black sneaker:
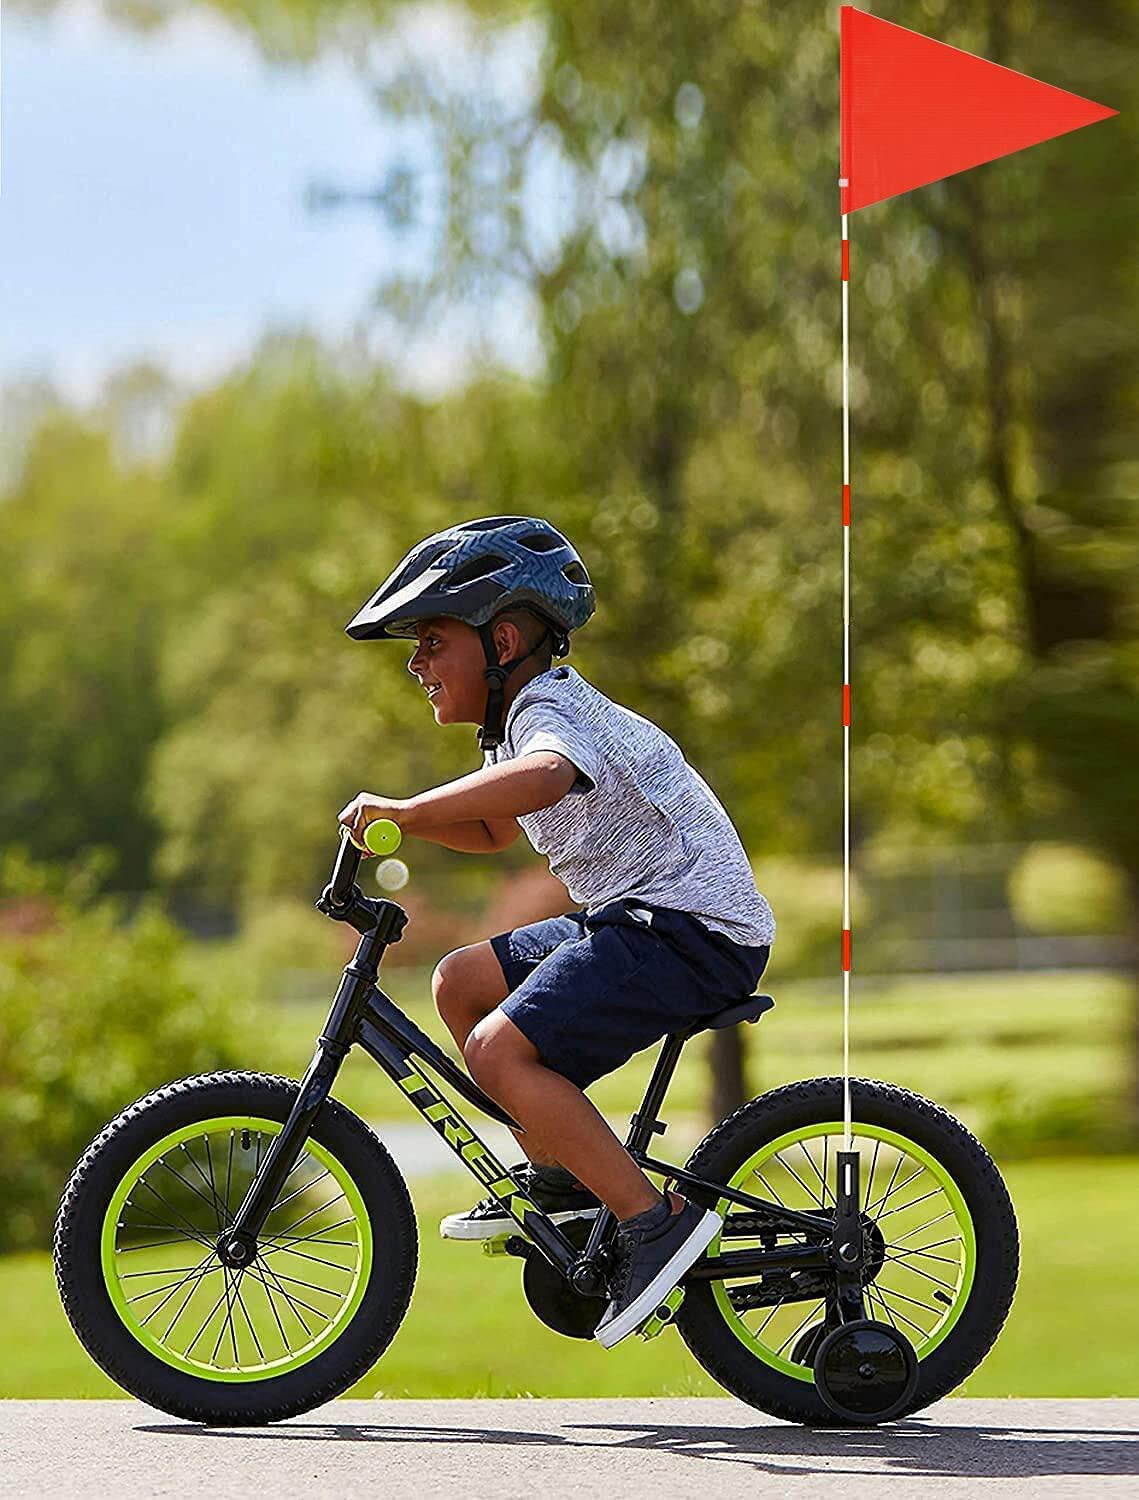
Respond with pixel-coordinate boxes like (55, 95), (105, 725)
(594, 1192), (722, 1348)
(439, 1163), (602, 1241)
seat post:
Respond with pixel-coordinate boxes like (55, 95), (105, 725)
(624, 1032), (687, 1154)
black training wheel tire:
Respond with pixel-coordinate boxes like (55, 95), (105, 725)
(674, 1077), (1018, 1426)
(54, 1072), (418, 1424)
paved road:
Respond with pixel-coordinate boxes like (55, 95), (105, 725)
(3, 1399), (1136, 1498)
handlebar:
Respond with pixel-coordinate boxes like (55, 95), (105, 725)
(330, 827), (363, 907)
(327, 817), (405, 909)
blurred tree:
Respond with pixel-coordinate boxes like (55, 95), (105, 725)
(4, 0), (1134, 1122)
(0, 412), (169, 889)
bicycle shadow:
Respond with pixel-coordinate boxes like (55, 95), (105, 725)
(137, 1414), (1139, 1480)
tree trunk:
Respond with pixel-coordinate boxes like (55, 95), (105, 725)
(709, 1026), (748, 1124)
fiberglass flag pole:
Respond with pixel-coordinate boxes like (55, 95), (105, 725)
(837, 5), (1116, 1151)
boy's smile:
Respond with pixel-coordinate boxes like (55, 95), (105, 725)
(407, 617), (496, 726)
(407, 612), (553, 727)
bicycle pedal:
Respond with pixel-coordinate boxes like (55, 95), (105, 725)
(482, 1234), (528, 1258)
(638, 1284), (685, 1340)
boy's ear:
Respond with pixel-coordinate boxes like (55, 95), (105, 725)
(492, 619), (519, 665)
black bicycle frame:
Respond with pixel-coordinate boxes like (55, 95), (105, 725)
(225, 841), (843, 1301)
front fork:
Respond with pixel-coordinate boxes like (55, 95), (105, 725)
(218, 919), (392, 1267)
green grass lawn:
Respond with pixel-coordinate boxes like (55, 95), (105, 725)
(5, 1155), (1136, 1400)
(247, 968), (1129, 1150)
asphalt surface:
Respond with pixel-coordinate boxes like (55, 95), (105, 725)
(3, 1399), (1136, 1498)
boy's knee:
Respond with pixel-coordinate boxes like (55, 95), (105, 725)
(432, 943), (507, 1030)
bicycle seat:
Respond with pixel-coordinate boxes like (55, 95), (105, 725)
(673, 993), (775, 1040)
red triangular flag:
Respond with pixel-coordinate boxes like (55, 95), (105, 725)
(841, 6), (1117, 214)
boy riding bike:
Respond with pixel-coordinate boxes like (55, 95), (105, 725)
(338, 516), (775, 1348)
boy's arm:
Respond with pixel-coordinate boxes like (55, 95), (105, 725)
(402, 754), (577, 837)
(411, 818), (518, 853)
(340, 754), (572, 853)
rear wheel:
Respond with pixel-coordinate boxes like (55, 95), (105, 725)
(55, 1072), (417, 1423)
(675, 1077), (1018, 1425)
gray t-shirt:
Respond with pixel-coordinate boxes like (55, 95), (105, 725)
(484, 665), (775, 948)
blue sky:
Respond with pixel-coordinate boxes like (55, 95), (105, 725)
(0, 0), (544, 406)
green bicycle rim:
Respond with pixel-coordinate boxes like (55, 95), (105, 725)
(100, 1117), (374, 1383)
(708, 1122), (977, 1384)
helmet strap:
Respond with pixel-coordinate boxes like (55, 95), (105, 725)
(476, 620), (556, 752)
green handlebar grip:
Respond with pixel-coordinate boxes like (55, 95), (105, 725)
(363, 818), (402, 856)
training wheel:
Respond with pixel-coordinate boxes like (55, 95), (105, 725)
(812, 1319), (918, 1424)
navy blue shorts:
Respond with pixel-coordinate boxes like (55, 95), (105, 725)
(489, 898), (770, 1090)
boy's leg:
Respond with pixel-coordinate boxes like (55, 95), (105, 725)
(463, 1010), (665, 1221)
(432, 942), (565, 1172)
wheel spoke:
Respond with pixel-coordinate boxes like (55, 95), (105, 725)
(121, 1266), (206, 1279)
(265, 1168), (333, 1219)
(255, 1267), (343, 1305)
(132, 1177), (214, 1247)
(273, 1193), (348, 1239)
(184, 1286), (231, 1358)
(243, 1261), (312, 1337)
(246, 1260), (316, 1336)
(882, 1256), (957, 1291)
(136, 1251), (218, 1327)
(178, 1142), (225, 1229)
(772, 1151), (826, 1209)
(203, 1135), (224, 1231)
(118, 1236), (192, 1253)
(224, 1129), (235, 1219)
(891, 1211), (956, 1245)
(156, 1155), (226, 1223)
(259, 1244), (355, 1274)
(160, 1272), (206, 1344)
(873, 1280), (941, 1316)
(210, 1270), (240, 1366)
(872, 1288), (930, 1338)
(877, 1187), (943, 1222)
(862, 1137), (882, 1213)
(254, 1261), (294, 1354)
(870, 1153), (904, 1223)
(799, 1141), (833, 1206)
(127, 1267), (212, 1303)
(887, 1235), (962, 1262)
(866, 1164), (924, 1217)
(866, 1283), (899, 1331)
(231, 1273), (266, 1364)
(774, 1300), (824, 1358)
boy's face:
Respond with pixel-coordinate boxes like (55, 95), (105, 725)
(406, 617), (492, 726)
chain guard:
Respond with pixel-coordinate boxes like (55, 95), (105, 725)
(521, 1219), (607, 1340)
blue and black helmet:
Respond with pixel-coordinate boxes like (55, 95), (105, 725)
(345, 516), (595, 749)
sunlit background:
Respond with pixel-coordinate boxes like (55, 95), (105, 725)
(1, 0), (1136, 1399)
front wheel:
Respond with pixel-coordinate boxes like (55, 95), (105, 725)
(675, 1077), (1018, 1425)
(54, 1071), (417, 1424)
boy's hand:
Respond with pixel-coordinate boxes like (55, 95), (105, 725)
(337, 793), (408, 854)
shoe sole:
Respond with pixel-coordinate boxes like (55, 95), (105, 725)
(440, 1206), (601, 1241)
(594, 1207), (722, 1349)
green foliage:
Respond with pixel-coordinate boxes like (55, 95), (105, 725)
(0, 852), (250, 1251)
(1009, 843), (1129, 937)
(982, 1085), (1132, 1160)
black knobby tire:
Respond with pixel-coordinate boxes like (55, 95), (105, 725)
(54, 1072), (417, 1424)
(675, 1077), (1018, 1425)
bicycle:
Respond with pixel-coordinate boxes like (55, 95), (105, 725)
(55, 823), (1018, 1426)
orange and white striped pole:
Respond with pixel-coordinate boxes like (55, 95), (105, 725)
(840, 175), (853, 1150)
